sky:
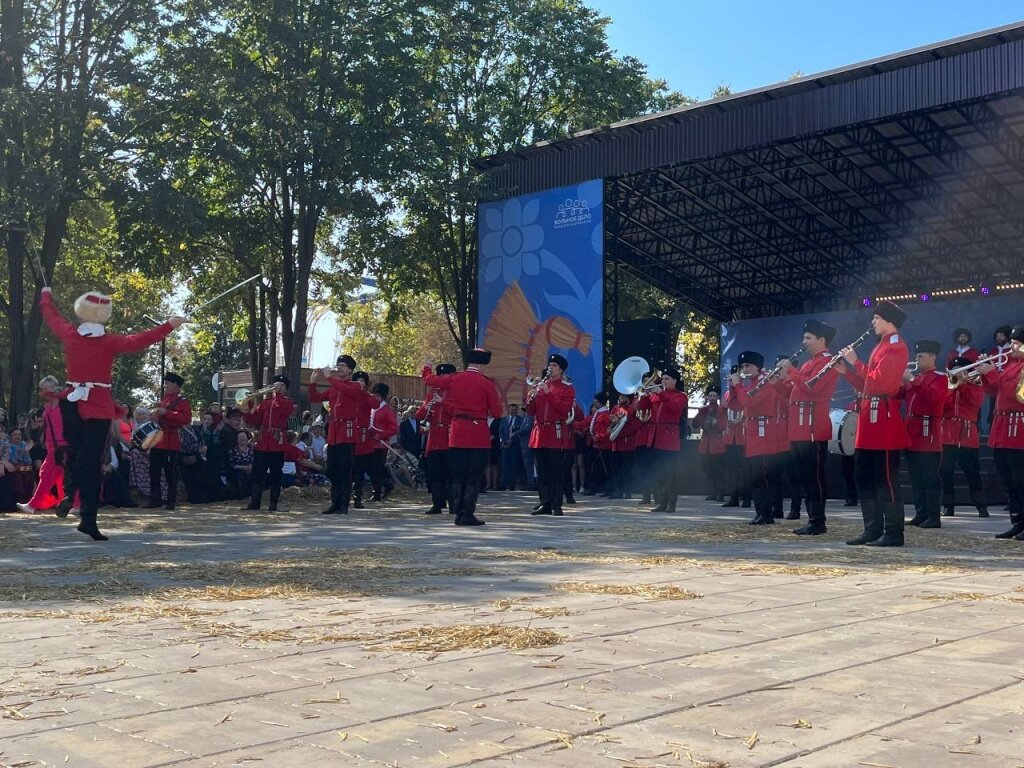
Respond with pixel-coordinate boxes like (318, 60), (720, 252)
(586, 1), (1023, 101)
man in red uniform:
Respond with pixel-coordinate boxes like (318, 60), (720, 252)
(978, 326), (1024, 540)
(729, 352), (785, 524)
(525, 354), (576, 516)
(839, 301), (911, 546)
(351, 371), (376, 509)
(148, 372), (193, 511)
(367, 383), (399, 502)
(643, 367), (688, 514)
(940, 357), (988, 518)
(945, 328), (980, 369)
(777, 320), (839, 535)
(609, 392), (639, 499)
(692, 384), (725, 502)
(415, 363), (456, 514)
(721, 366), (750, 508)
(309, 354), (373, 515)
(900, 340), (949, 528)
(40, 287), (185, 540)
(584, 392), (613, 497)
(423, 349), (502, 526)
(242, 374), (294, 512)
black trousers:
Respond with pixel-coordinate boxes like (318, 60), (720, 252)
(534, 447), (564, 511)
(993, 447), (1024, 524)
(855, 448), (902, 537)
(252, 449), (284, 493)
(699, 451), (722, 498)
(149, 448), (179, 507)
(793, 440), (829, 523)
(723, 444), (749, 501)
(613, 450), (635, 497)
(369, 450), (387, 499)
(447, 447), (489, 520)
(562, 448), (575, 500)
(939, 445), (983, 503)
(841, 455), (857, 502)
(633, 446), (652, 498)
(779, 449), (803, 513)
(425, 450), (449, 510)
(651, 448), (680, 507)
(906, 450), (941, 517)
(588, 448), (611, 493)
(326, 443), (355, 509)
(73, 418), (111, 525)
(746, 452), (782, 517)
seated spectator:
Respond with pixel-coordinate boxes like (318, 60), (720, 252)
(309, 423), (326, 462)
(298, 428), (315, 460)
(0, 426), (16, 511)
(283, 431), (325, 487)
(7, 427), (36, 503)
(218, 407), (244, 453)
(196, 412), (227, 501)
(101, 423), (136, 508)
(208, 402), (223, 428)
(228, 430), (254, 499)
(25, 408), (46, 471)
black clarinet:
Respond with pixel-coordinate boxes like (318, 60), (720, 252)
(806, 328), (873, 388)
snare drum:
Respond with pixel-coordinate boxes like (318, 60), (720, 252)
(132, 422), (164, 451)
(828, 409), (857, 456)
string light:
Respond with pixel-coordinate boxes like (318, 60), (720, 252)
(997, 282), (1024, 290)
(871, 283), (1021, 303)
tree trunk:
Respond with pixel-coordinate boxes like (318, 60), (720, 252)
(5, 225), (26, 417)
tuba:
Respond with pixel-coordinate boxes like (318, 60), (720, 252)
(613, 357), (656, 422)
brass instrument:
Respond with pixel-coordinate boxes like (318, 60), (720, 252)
(749, 347), (802, 396)
(945, 351), (1008, 389)
(524, 370), (549, 405)
(1016, 368), (1024, 405)
(234, 383), (278, 407)
(906, 362), (919, 373)
(807, 327), (873, 387)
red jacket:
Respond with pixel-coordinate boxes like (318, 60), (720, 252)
(355, 394), (375, 457)
(422, 366), (501, 449)
(41, 291), (174, 420)
(526, 378), (575, 450)
(588, 407), (613, 451)
(785, 350), (839, 442)
(309, 377), (375, 445)
(610, 404), (638, 453)
(693, 403), (725, 455)
(941, 381), (984, 449)
(415, 396), (453, 454)
(244, 393), (294, 452)
(899, 370), (947, 452)
(155, 392), (192, 451)
(844, 333), (911, 451)
(369, 402), (399, 452)
(721, 389), (745, 447)
(982, 359), (1024, 450)
(729, 377), (784, 458)
(945, 347), (980, 369)
(643, 388), (688, 451)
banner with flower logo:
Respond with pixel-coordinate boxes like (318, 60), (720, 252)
(478, 179), (603, 409)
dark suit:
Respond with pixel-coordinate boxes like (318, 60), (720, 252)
(500, 414), (526, 489)
(399, 418), (423, 458)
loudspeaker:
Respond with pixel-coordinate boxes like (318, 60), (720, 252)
(613, 319), (671, 371)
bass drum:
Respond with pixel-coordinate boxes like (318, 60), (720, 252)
(132, 421), (163, 451)
(828, 409), (857, 456)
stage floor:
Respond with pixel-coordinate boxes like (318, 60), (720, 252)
(2, 491), (1022, 768)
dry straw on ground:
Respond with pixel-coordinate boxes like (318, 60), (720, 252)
(556, 581), (702, 601)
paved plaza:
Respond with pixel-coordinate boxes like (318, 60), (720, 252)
(1, 490), (1022, 767)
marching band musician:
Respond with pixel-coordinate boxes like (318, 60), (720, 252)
(609, 392), (639, 499)
(985, 325), (1013, 428)
(900, 340), (947, 529)
(525, 354), (575, 517)
(729, 352), (784, 524)
(367, 383), (399, 502)
(309, 354), (374, 515)
(839, 301), (910, 547)
(351, 371), (375, 509)
(772, 353), (800, 521)
(941, 356), (988, 518)
(415, 363), (456, 514)
(422, 348), (502, 526)
(721, 366), (750, 509)
(241, 374), (294, 512)
(148, 372), (193, 511)
(585, 392), (613, 497)
(977, 325), (1024, 540)
(562, 400), (584, 505)
(642, 368), (688, 514)
(777, 320), (839, 535)
(40, 286), (186, 540)
(633, 395), (655, 505)
(692, 384), (725, 502)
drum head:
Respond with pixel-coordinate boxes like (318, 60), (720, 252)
(140, 428), (164, 451)
(828, 408), (857, 456)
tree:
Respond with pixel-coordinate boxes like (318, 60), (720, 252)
(385, 0), (689, 358)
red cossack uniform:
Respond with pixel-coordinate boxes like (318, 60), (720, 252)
(784, 350), (839, 442)
(244, 394), (294, 452)
(693, 404), (725, 455)
(355, 395), (375, 457)
(843, 334), (911, 450)
(946, 347), (980, 369)
(565, 403), (584, 450)
(642, 389), (688, 451)
(610, 404), (638, 453)
(422, 366), (502, 448)
(942, 382), (985, 449)
(309, 377), (375, 445)
(989, 344), (1012, 371)
(41, 291), (174, 420)
(899, 370), (948, 452)
(982, 358), (1024, 449)
(721, 389), (745, 448)
(526, 378), (576, 449)
(589, 407), (613, 451)
(154, 392), (192, 451)
(416, 397), (453, 454)
(729, 378), (784, 458)
(369, 402), (399, 452)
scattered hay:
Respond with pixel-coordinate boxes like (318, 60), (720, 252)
(732, 563), (854, 577)
(556, 581), (702, 601)
(383, 624), (563, 652)
(529, 606), (574, 618)
(491, 598), (573, 618)
(906, 592), (999, 602)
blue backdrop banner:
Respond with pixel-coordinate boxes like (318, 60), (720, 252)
(478, 179), (604, 410)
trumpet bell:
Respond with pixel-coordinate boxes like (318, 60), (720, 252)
(613, 356), (651, 396)
(233, 388), (251, 404)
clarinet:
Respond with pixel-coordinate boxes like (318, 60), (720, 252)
(806, 328), (873, 388)
(749, 347), (803, 396)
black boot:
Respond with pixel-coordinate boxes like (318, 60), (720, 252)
(245, 482), (263, 511)
(794, 521), (827, 535)
(552, 484), (564, 517)
(650, 494), (667, 513)
(664, 496), (677, 514)
(640, 495), (651, 505)
(867, 502), (905, 547)
(996, 497), (1024, 538)
(76, 508), (108, 542)
(268, 487), (281, 512)
(942, 505), (955, 517)
(846, 500), (883, 545)
(722, 496), (739, 508)
(917, 489), (942, 528)
(971, 490), (989, 518)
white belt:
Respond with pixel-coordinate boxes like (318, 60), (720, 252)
(66, 381), (112, 402)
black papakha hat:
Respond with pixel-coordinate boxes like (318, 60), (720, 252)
(803, 319), (837, 344)
(466, 348), (492, 365)
(873, 301), (907, 329)
(737, 351), (764, 369)
(914, 340), (940, 356)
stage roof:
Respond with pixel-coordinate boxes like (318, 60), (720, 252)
(476, 22), (1024, 320)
